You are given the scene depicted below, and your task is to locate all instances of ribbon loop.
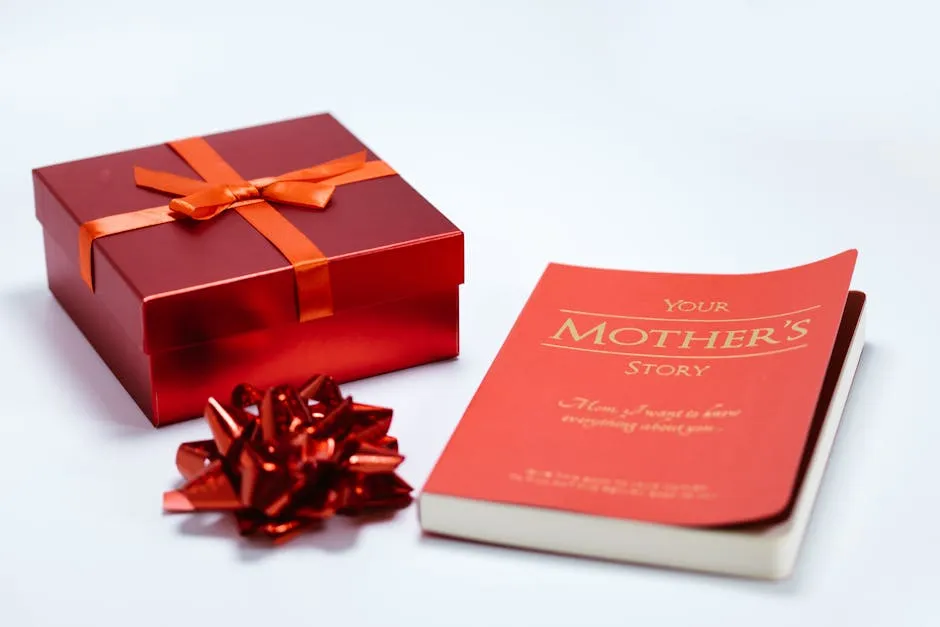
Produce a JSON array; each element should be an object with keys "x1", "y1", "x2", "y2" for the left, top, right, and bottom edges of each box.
[
  {"x1": 134, "y1": 166, "x2": 211, "y2": 197},
  {"x1": 169, "y1": 183, "x2": 260, "y2": 220},
  {"x1": 273, "y1": 151, "x2": 369, "y2": 183},
  {"x1": 260, "y1": 181, "x2": 334, "y2": 209}
]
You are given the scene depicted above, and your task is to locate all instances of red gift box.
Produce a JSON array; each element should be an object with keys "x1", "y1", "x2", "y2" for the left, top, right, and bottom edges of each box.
[{"x1": 33, "y1": 113, "x2": 463, "y2": 427}]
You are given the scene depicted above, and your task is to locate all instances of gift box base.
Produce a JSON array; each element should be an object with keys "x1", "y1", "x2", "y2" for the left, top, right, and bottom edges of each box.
[{"x1": 43, "y1": 231, "x2": 459, "y2": 427}]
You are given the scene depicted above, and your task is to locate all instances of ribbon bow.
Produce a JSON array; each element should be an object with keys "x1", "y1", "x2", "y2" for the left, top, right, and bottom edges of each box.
[
  {"x1": 135, "y1": 151, "x2": 371, "y2": 221},
  {"x1": 163, "y1": 375, "x2": 413, "y2": 541},
  {"x1": 78, "y1": 137, "x2": 397, "y2": 322}
]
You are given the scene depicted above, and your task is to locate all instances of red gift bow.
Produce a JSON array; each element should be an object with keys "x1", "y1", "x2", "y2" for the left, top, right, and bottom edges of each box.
[{"x1": 163, "y1": 375, "x2": 412, "y2": 541}]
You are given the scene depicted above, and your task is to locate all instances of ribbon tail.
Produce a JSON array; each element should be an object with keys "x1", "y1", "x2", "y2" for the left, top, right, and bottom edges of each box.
[
  {"x1": 134, "y1": 167, "x2": 212, "y2": 196},
  {"x1": 169, "y1": 187, "x2": 238, "y2": 220}
]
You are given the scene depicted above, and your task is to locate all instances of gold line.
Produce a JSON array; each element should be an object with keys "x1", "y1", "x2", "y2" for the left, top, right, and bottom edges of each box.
[
  {"x1": 539, "y1": 342, "x2": 809, "y2": 360},
  {"x1": 558, "y1": 304, "x2": 822, "y2": 323}
]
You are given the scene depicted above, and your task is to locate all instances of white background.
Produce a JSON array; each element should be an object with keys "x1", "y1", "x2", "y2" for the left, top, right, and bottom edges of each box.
[{"x1": 0, "y1": 1, "x2": 937, "y2": 625}]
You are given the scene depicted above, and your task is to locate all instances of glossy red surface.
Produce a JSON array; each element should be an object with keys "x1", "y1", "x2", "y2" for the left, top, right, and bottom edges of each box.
[
  {"x1": 34, "y1": 113, "x2": 463, "y2": 353},
  {"x1": 44, "y1": 229, "x2": 459, "y2": 426},
  {"x1": 34, "y1": 114, "x2": 463, "y2": 426},
  {"x1": 150, "y1": 286, "x2": 459, "y2": 425}
]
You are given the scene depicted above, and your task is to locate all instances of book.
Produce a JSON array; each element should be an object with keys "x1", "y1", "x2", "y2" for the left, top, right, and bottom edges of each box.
[{"x1": 419, "y1": 251, "x2": 866, "y2": 579}]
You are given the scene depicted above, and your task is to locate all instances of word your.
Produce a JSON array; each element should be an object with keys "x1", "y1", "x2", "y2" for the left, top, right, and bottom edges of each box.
[{"x1": 664, "y1": 299, "x2": 729, "y2": 313}]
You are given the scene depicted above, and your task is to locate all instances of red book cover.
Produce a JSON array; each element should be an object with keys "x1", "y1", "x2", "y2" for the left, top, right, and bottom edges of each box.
[{"x1": 422, "y1": 251, "x2": 857, "y2": 527}]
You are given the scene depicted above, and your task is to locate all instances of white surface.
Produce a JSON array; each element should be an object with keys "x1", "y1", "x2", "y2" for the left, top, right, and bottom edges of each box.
[{"x1": 0, "y1": 1, "x2": 937, "y2": 625}]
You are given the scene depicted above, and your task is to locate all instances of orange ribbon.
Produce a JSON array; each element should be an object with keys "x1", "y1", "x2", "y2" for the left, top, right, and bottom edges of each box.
[{"x1": 78, "y1": 137, "x2": 396, "y2": 322}]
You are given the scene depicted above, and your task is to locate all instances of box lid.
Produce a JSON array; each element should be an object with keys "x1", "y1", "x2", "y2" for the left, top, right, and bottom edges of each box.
[{"x1": 34, "y1": 114, "x2": 464, "y2": 354}]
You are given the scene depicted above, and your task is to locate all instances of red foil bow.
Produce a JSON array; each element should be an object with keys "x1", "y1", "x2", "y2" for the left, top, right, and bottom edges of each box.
[{"x1": 163, "y1": 375, "x2": 413, "y2": 540}]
